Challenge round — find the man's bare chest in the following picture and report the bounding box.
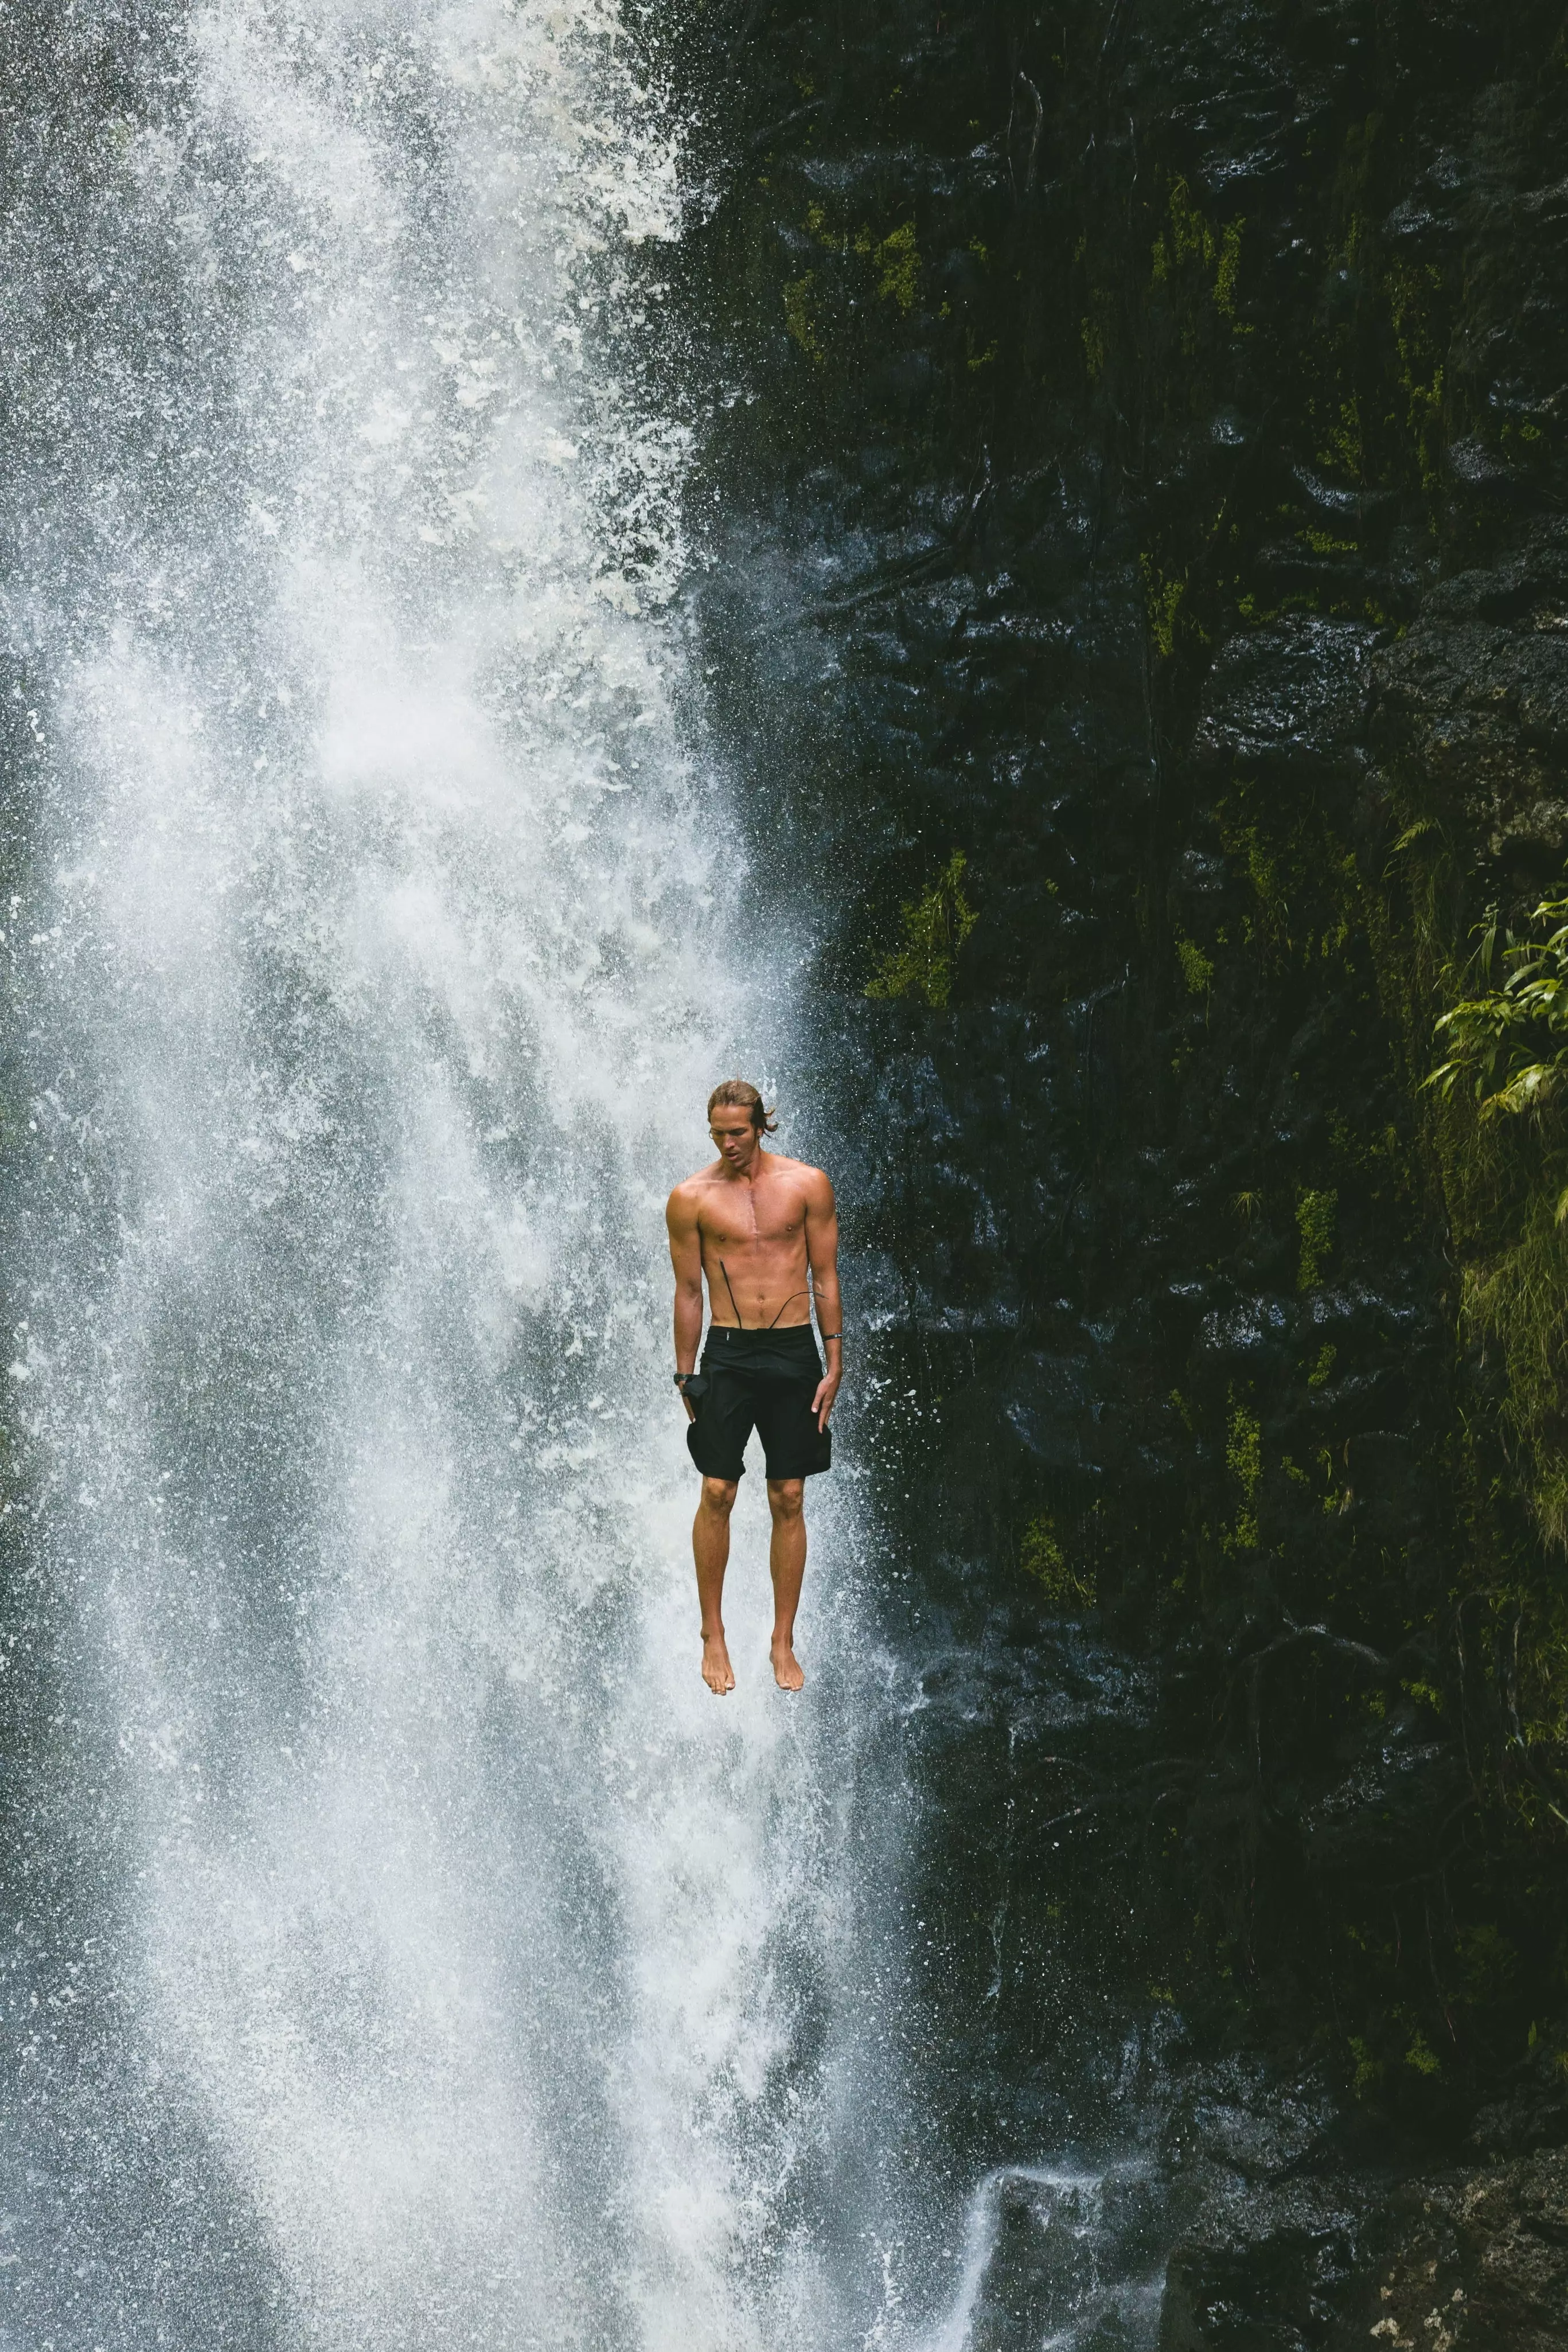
[697,1188,808,1253]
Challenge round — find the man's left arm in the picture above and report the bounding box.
[805,1172,842,1431]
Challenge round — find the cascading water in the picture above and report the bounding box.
[0,6,911,2344]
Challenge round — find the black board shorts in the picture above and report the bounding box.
[685,1324,832,1482]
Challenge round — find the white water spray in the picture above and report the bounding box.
[2,7,902,2343]
[918,2163,1164,2352]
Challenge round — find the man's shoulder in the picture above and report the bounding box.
[667,1160,723,1210]
[764,1151,833,1193]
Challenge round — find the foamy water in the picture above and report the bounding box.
[1,6,904,2343]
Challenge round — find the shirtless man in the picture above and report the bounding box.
[666,1081,842,1695]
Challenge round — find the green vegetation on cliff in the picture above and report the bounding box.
[668,0,1568,2154]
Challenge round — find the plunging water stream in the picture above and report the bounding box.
[1,6,1324,2345]
[0,6,911,2343]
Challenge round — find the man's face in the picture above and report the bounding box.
[709,1107,760,1171]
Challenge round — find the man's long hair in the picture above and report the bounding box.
[708,1078,778,1134]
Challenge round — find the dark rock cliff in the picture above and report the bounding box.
[664,0,1568,2331]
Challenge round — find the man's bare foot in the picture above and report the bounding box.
[771,1637,805,1692]
[702,1631,736,1695]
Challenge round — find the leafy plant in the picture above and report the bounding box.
[1429,894,1568,1117]
[865,851,977,1009]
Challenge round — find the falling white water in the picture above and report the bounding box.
[917,2164,1165,2352]
[0,6,906,2345]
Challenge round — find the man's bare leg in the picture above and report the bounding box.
[766,1477,806,1691]
[694,1476,738,1694]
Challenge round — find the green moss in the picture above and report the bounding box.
[1317,395,1366,482]
[1222,1397,1262,1551]
[1348,2034,1382,2099]
[1402,1677,1445,1715]
[1296,1188,1337,1289]
[1152,176,1216,281]
[782,271,826,363]
[1462,1195,1568,1544]
[1140,556,1186,658]
[1149,179,1246,340]
[1226,1404,1262,1496]
[1175,933,1214,996]
[1387,258,1448,491]
[1215,798,1296,951]
[865,851,977,1009]
[876,220,921,314]
[1214,217,1245,320]
[1021,1514,1097,1609]
[1080,294,1111,383]
[1403,2026,1441,2077]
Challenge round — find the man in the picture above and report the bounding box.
[665,1081,842,1695]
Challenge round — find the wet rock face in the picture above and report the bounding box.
[1159,2148,1568,2351]
[1160,2228,1358,2351]
[670,0,1568,2246]
[1198,619,1378,781]
[1372,522,1568,894]
[1355,2157,1568,2352]
[962,2168,1168,2350]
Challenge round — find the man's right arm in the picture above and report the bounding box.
[666,1185,705,1411]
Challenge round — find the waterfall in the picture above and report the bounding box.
[1,6,903,2343]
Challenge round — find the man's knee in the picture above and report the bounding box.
[700,1476,738,1515]
[767,1478,805,1520]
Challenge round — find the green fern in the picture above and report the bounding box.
[1429,892,1568,1116]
